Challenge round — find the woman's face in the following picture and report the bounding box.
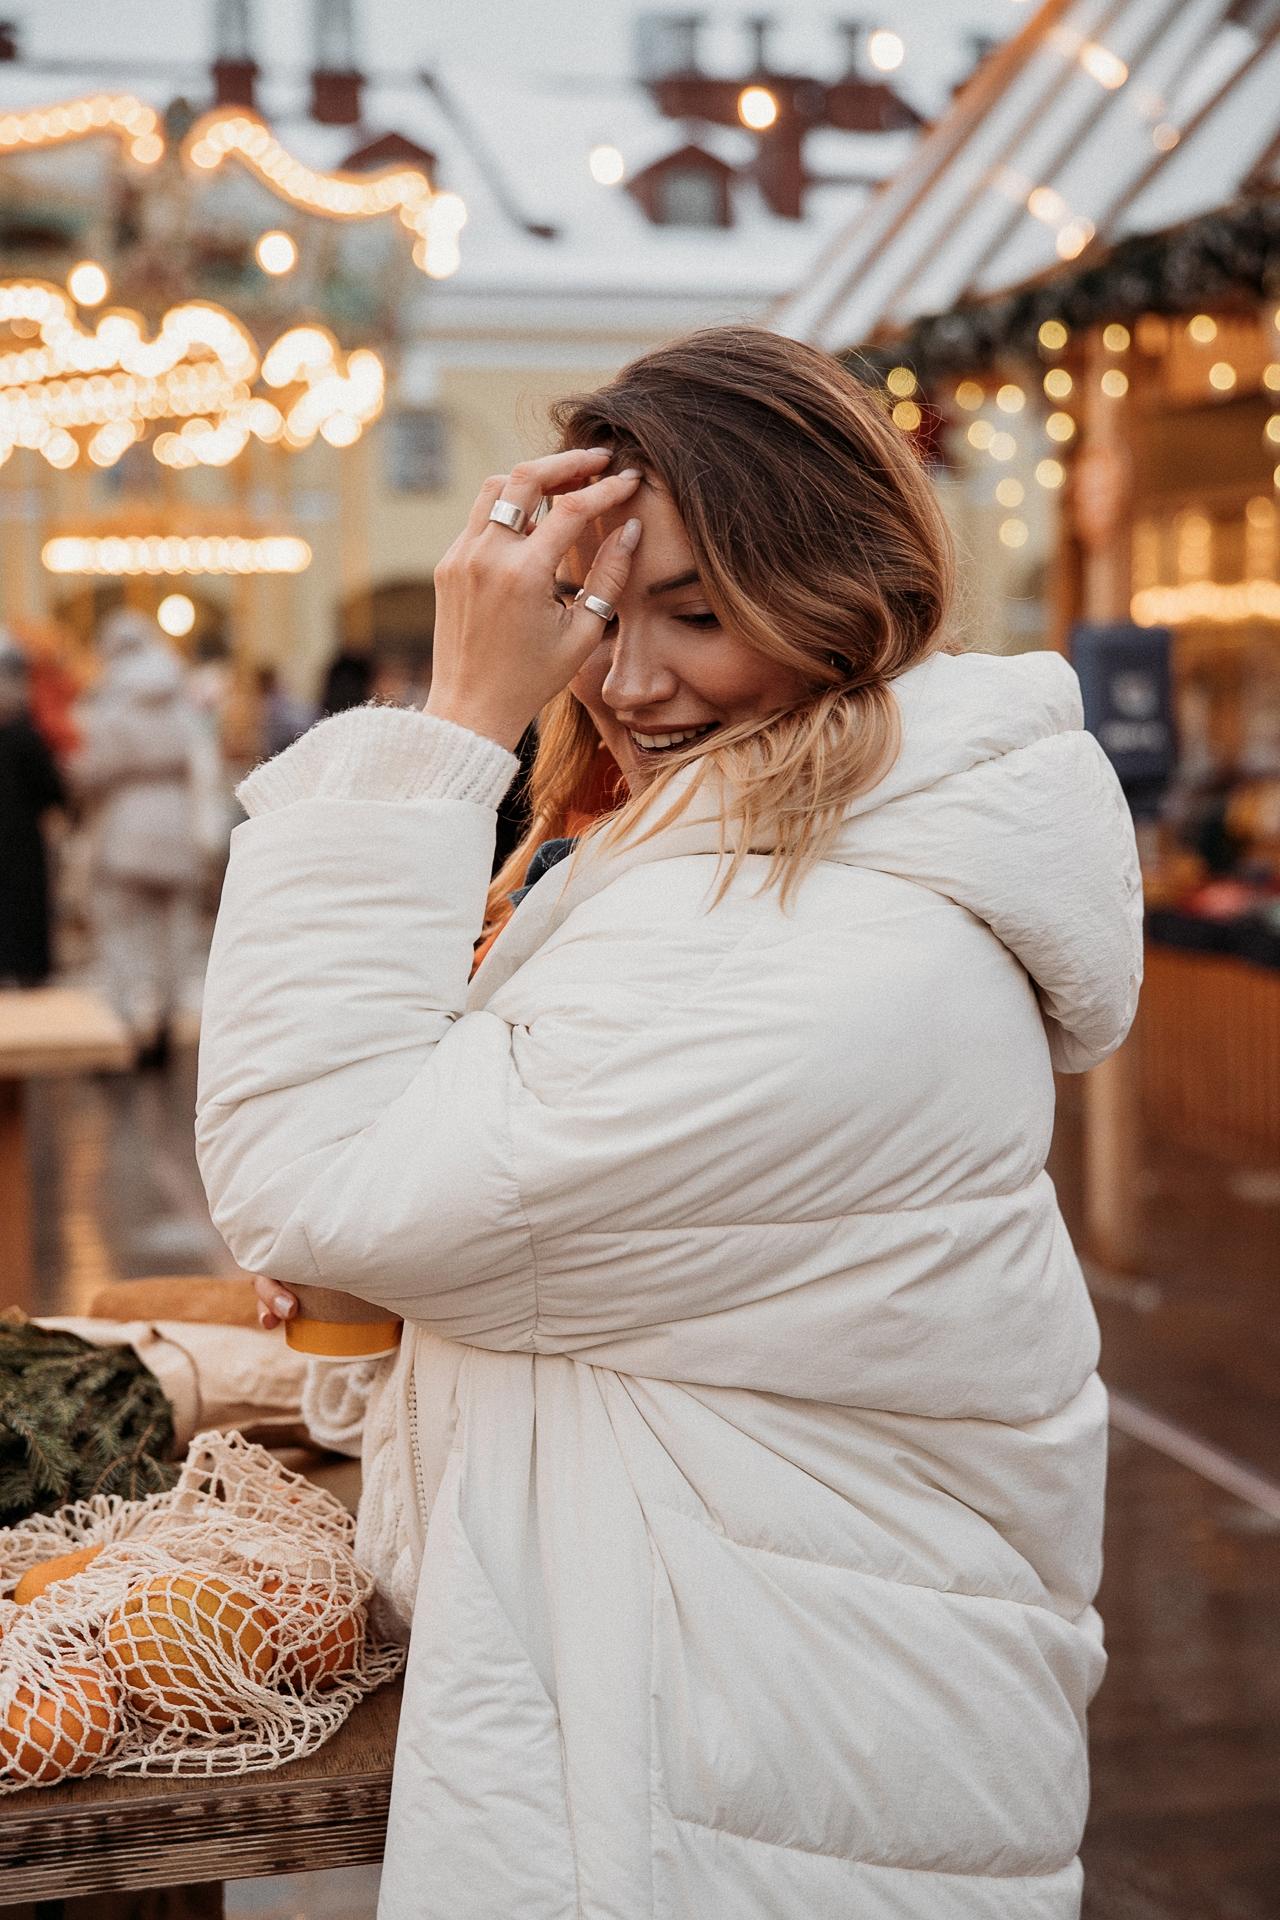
[558,477,808,791]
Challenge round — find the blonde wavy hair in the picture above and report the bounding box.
[487,326,958,924]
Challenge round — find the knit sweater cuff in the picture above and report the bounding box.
[236,704,520,817]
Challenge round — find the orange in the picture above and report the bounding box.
[260,1577,364,1689]
[101,1571,277,1731]
[0,1660,120,1785]
[13,1543,104,1606]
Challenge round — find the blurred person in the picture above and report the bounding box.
[255,663,317,758]
[12,616,85,761]
[0,639,66,988]
[71,608,204,1068]
[319,646,373,716]
[198,330,1142,1919]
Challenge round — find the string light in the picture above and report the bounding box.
[588,145,625,186]
[183,108,463,276]
[891,399,921,432]
[1056,218,1095,260]
[737,86,779,130]
[42,534,312,576]
[1100,368,1129,398]
[1208,361,1236,392]
[0,94,162,165]
[1152,123,1180,152]
[1102,323,1130,353]
[1036,458,1066,489]
[1133,580,1280,625]
[1046,411,1077,442]
[1187,314,1217,344]
[1038,320,1069,352]
[1079,43,1128,89]
[867,29,906,71]
[999,517,1029,548]
[1043,368,1073,399]
[967,419,995,450]
[886,366,917,397]
[1264,364,1280,391]
[989,431,1018,461]
[68,261,109,307]
[995,478,1024,507]
[995,383,1025,413]
[954,380,985,409]
[254,230,298,275]
[0,285,384,468]
[157,592,196,637]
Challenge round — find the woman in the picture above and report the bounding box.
[197,329,1142,1919]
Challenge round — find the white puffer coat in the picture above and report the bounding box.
[196,646,1143,1920]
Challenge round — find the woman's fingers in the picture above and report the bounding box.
[570,517,642,645]
[253,1273,297,1330]
[463,448,611,540]
[528,469,642,567]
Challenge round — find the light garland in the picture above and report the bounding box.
[0,283,384,468]
[1132,579,1280,625]
[42,534,312,576]
[182,109,466,276]
[0,93,162,165]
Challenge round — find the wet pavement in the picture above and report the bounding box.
[21,1041,1280,1917]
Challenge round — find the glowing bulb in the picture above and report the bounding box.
[1100,369,1129,398]
[68,261,108,306]
[1043,368,1073,400]
[1264,364,1280,392]
[1036,458,1065,490]
[588,144,625,186]
[1079,43,1128,89]
[255,230,298,275]
[157,592,195,637]
[886,365,917,398]
[989,432,1018,462]
[954,380,984,410]
[1046,412,1076,442]
[1056,219,1095,260]
[1187,314,1217,344]
[320,412,361,447]
[867,29,905,71]
[996,383,1025,413]
[967,419,995,450]
[1265,416,1280,444]
[999,517,1029,548]
[996,478,1024,508]
[738,86,778,131]
[1208,362,1236,392]
[1038,320,1069,352]
[1152,123,1179,152]
[891,399,922,432]
[1103,323,1130,353]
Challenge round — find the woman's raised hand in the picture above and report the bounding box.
[425,448,642,750]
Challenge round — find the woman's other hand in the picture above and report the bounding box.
[426,448,642,750]
[253,1274,297,1331]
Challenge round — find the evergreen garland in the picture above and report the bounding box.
[844,193,1280,388]
[0,1315,177,1527]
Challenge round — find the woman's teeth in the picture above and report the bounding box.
[628,724,717,751]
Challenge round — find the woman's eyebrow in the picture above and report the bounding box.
[647,569,701,596]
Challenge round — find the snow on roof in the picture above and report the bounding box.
[771,0,1280,351]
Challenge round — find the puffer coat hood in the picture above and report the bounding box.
[197,647,1142,1919]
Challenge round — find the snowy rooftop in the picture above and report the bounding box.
[773,0,1280,350]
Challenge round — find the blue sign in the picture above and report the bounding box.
[1071,623,1176,804]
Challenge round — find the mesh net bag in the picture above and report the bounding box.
[0,1430,405,1790]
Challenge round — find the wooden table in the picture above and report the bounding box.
[0,986,132,1313]
[1,1455,399,1918]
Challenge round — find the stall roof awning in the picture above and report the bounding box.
[772,0,1280,351]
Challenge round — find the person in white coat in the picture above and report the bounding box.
[196,328,1142,1919]
[72,608,205,1065]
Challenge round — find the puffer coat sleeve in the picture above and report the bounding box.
[198,705,760,1351]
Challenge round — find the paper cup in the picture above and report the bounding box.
[284,1286,403,1361]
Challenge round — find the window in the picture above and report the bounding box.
[386,407,450,494]
[656,165,724,228]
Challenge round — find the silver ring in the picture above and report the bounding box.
[488,498,529,535]
[577,591,616,623]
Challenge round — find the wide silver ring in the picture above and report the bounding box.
[488,498,529,535]
[577,591,616,623]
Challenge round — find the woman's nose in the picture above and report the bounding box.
[600,631,680,713]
